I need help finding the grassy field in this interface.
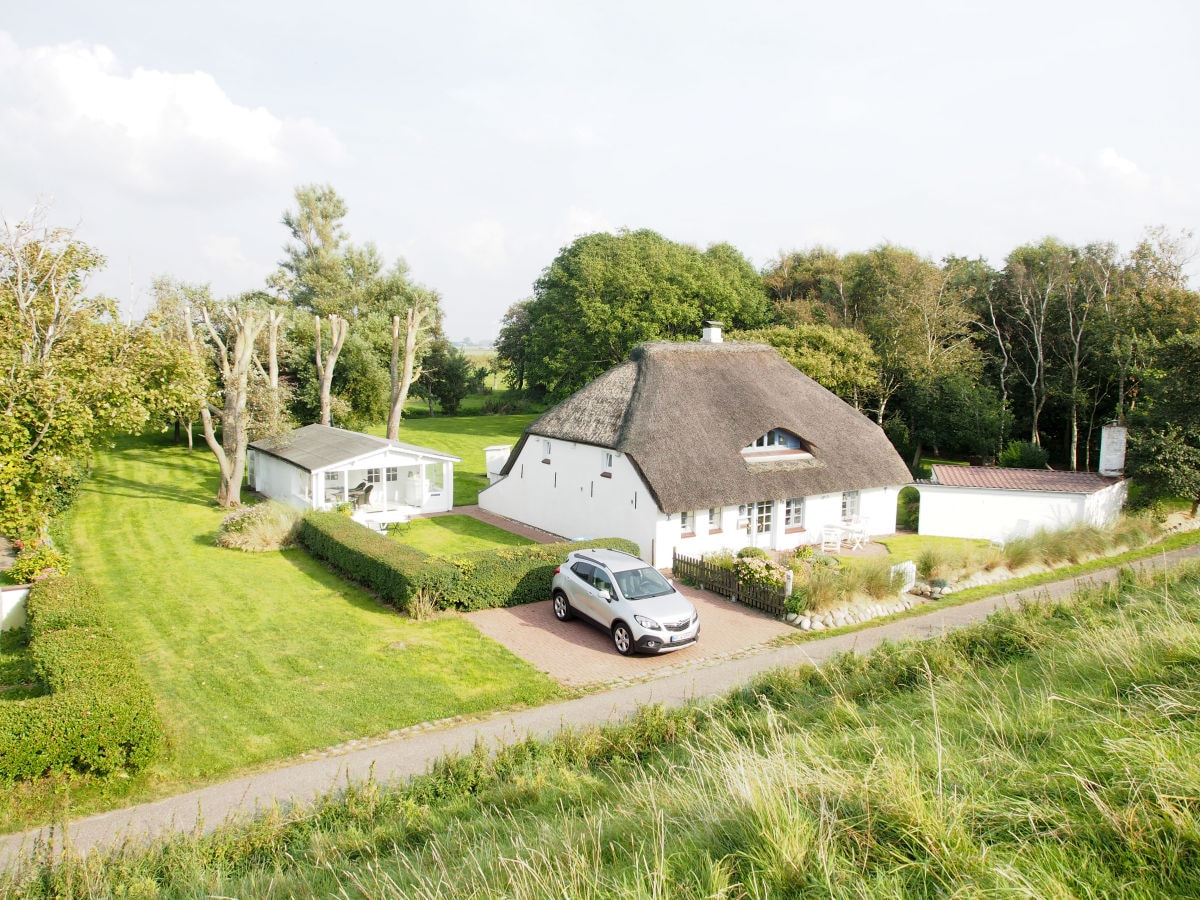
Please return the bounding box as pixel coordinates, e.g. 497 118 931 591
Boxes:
9 563 1200 897
371 411 537 505
390 515 532 556
0 433 561 832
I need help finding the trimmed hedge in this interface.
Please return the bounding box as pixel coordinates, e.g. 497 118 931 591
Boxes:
0 576 163 782
298 511 640 613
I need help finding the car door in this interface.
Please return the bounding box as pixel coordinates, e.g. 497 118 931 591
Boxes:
567 561 599 620
589 565 617 628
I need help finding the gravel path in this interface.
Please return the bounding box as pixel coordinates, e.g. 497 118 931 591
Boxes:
2 543 1197 869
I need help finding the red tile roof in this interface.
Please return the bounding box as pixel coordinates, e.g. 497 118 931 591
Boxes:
929 465 1121 494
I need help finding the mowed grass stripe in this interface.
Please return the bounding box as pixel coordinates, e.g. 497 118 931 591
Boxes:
64 434 561 782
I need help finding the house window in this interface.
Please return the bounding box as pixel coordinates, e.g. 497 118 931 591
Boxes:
366 468 381 485
842 490 860 521
754 501 773 534
680 511 694 535
737 503 751 530
708 507 721 533
325 471 341 485
784 498 805 529
386 467 398 482
601 450 614 478
744 429 808 454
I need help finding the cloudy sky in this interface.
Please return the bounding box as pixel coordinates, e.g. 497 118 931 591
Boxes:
2 1 1197 341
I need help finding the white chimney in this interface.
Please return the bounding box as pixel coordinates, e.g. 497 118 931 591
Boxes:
701 321 724 343
484 445 512 484
1099 423 1127 477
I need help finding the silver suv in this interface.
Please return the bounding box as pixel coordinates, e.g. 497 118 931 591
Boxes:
551 548 700 656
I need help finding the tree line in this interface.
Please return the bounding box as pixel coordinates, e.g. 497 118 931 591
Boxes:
494 228 1200 511
1 186 481 539
4 203 1199 545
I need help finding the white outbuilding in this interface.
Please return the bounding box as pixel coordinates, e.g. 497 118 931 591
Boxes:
915 465 1128 543
247 424 459 529
479 328 913 567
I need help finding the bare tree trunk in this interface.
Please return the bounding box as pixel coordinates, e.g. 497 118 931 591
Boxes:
386 303 431 440
191 304 266 506
314 314 348 427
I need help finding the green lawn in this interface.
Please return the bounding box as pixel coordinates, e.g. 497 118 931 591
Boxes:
391 515 532 556
8 433 561 829
372 412 537 506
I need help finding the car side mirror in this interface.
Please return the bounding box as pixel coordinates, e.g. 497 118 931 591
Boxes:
598 589 612 602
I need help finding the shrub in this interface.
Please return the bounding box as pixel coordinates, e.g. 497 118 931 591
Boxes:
1003 536 1036 570
736 546 770 560
0 575 163 781
7 544 69 583
216 502 301 551
298 512 436 612
439 538 641 611
857 559 898 600
703 549 736 570
298 511 640 613
998 441 1048 469
733 555 787 590
916 546 947 582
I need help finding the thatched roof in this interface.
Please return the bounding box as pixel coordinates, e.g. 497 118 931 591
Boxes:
503 340 911 512
250 424 459 472
930 465 1121 494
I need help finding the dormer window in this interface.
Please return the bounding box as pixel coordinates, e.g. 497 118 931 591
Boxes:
741 428 812 460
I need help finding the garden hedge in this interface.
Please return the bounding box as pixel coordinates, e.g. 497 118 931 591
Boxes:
298 511 639 613
0 575 163 782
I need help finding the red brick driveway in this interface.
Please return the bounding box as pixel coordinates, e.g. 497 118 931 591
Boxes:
466 583 793 687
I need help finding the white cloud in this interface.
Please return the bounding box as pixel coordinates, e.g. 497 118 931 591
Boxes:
0 31 346 201
1097 146 1149 187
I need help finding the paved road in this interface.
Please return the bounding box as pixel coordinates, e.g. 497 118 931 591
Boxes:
3 543 1198 869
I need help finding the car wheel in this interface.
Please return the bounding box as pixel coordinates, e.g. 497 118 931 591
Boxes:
612 621 634 656
552 591 573 621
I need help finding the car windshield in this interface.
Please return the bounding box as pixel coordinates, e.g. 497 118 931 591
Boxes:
614 566 674 601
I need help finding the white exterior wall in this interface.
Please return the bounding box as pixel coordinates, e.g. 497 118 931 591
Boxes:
479 439 661 559
249 451 311 508
482 439 908 567
665 486 901 568
916 482 1127 541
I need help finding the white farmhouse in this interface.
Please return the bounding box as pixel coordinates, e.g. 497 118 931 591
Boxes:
479 328 913 567
247 424 459 529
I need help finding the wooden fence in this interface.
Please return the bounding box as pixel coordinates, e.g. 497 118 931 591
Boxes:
672 551 788 617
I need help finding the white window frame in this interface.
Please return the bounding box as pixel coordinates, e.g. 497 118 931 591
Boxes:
842 490 861 521
784 497 805 528
680 511 694 534
366 468 382 485
386 467 399 482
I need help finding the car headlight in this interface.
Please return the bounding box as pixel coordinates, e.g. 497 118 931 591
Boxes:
634 615 661 630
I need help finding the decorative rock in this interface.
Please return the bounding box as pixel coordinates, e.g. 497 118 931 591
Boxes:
811 619 825 630
786 613 799 624
800 617 811 630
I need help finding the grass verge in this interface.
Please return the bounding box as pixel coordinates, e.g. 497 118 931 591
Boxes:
7 561 1200 897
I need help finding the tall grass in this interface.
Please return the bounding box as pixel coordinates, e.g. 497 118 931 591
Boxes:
9 564 1200 898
